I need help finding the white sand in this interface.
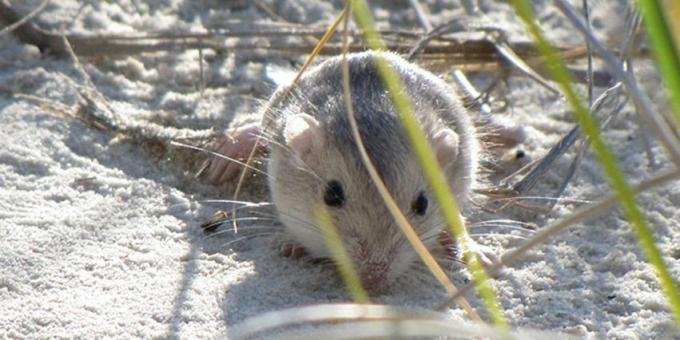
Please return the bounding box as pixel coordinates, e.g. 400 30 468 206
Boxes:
1 0 679 338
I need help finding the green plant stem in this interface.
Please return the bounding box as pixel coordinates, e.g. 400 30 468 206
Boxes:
510 0 680 325
315 206 370 304
350 0 507 328
638 0 680 127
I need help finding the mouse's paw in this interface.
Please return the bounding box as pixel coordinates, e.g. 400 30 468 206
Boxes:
466 240 501 273
207 123 267 184
438 231 502 277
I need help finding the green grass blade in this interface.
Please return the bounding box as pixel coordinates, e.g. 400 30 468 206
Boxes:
509 0 680 325
315 205 370 304
350 0 508 328
638 0 680 126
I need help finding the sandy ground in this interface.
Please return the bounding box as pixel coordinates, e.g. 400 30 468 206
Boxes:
1 0 679 338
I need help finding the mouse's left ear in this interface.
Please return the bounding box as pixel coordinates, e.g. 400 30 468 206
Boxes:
432 128 459 169
284 113 322 159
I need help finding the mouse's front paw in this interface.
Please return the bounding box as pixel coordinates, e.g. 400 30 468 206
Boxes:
467 241 501 276
439 231 502 277
207 123 267 184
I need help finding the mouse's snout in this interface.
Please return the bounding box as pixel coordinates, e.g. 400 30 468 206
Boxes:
359 260 390 289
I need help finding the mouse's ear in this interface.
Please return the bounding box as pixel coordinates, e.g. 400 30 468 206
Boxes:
432 128 459 169
284 113 322 158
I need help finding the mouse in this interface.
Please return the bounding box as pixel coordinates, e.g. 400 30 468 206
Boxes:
206 51 515 290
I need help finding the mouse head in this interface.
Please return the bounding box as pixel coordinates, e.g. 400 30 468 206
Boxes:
268 111 472 291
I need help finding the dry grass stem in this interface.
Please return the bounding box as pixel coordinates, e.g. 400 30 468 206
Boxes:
0 0 49 36
351 0 507 326
229 6 349 233
340 3 480 321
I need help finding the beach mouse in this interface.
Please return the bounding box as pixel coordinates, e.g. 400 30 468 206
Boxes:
207 51 511 290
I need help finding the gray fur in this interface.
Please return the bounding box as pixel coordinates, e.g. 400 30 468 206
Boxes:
263 51 480 288
266 51 478 193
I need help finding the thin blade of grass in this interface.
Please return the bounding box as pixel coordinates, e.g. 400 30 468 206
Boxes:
637 0 680 126
510 0 680 325
339 3 480 321
582 0 593 106
493 35 560 95
350 0 507 328
315 206 370 304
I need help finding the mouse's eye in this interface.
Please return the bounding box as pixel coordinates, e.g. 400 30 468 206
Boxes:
411 191 428 216
324 180 345 207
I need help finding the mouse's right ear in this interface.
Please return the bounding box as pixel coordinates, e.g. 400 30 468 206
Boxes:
284 113 322 159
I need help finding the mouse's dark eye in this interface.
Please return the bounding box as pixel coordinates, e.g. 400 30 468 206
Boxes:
411 191 428 216
324 180 345 207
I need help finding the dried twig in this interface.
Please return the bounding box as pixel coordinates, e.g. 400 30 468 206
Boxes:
408 0 433 32
0 0 48 36
620 8 657 168
490 31 560 95
510 83 624 195
582 0 593 106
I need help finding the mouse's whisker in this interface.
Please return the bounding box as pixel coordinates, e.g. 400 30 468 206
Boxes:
258 210 322 233
216 216 280 225
245 211 280 220
168 199 273 210
433 255 466 266
207 199 274 207
468 233 528 241
217 233 280 248
171 140 273 180
207 217 280 231
201 214 278 232
425 218 535 237
467 223 536 234
418 229 445 243
204 226 280 239
469 218 535 228
225 224 280 231
485 195 592 205
209 234 252 244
